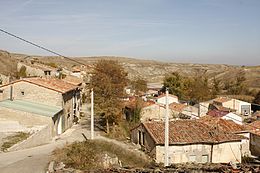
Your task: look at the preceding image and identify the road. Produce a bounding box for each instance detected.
[0,103,93,173]
[0,103,145,173]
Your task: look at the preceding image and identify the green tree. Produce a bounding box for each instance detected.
[163,72,185,99]
[18,65,27,78]
[227,73,247,95]
[90,60,128,133]
[131,78,147,95]
[211,77,222,97]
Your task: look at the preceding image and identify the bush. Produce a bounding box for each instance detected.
[52,140,150,170]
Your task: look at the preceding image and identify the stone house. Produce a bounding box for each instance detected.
[169,102,198,119]
[213,97,251,116]
[17,61,60,78]
[207,110,243,125]
[199,115,251,157]
[0,78,81,136]
[131,120,245,164]
[245,120,260,157]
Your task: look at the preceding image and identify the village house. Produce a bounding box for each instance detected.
[199,97,252,118]
[199,115,251,157]
[131,120,245,164]
[170,102,198,119]
[154,94,179,105]
[207,110,243,125]
[17,61,60,78]
[213,97,251,116]
[0,78,81,137]
[245,120,260,157]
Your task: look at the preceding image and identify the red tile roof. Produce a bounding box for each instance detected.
[24,78,78,93]
[62,75,83,86]
[207,109,229,117]
[245,120,260,136]
[213,97,232,103]
[199,116,245,133]
[142,120,244,145]
[0,78,78,94]
[169,102,187,112]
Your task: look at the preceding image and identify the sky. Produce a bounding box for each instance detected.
[0,0,259,65]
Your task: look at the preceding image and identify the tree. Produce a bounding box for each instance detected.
[227,73,248,95]
[18,65,27,78]
[90,60,128,133]
[211,77,222,97]
[131,78,147,95]
[163,72,185,99]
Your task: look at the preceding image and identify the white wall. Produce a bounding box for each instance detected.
[222,112,243,125]
[155,141,242,164]
[156,96,178,105]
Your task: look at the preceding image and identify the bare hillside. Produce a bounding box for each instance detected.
[0,50,18,76]
[2,50,260,89]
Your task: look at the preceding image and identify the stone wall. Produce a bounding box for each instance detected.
[0,81,63,106]
[156,141,242,164]
[250,133,260,157]
[17,62,57,77]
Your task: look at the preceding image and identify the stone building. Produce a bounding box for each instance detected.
[131,120,245,164]
[17,61,60,78]
[0,78,81,136]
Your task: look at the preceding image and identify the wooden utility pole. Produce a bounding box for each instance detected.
[91,88,94,140]
[164,88,169,167]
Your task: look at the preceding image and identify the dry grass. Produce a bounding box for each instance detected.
[52,140,150,170]
[1,132,30,151]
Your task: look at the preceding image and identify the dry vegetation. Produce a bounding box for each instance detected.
[52,140,151,170]
[1,132,30,151]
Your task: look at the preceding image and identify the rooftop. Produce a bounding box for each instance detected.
[0,78,78,94]
[199,115,245,133]
[169,102,187,112]
[213,97,232,103]
[141,120,244,145]
[0,99,62,117]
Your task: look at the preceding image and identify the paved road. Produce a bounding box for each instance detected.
[0,103,93,173]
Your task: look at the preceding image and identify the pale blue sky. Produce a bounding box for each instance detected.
[0,0,259,65]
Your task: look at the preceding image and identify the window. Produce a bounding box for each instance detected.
[201,155,209,163]
[21,91,25,95]
[0,90,3,93]
[189,155,196,162]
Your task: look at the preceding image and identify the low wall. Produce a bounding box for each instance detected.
[8,124,53,151]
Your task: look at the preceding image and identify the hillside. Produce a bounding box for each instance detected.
[1,50,260,90]
[0,50,18,76]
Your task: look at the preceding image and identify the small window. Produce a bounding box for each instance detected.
[21,91,25,95]
[0,90,3,93]
[202,155,209,163]
[189,155,196,162]
[67,113,70,119]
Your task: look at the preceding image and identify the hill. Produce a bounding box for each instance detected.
[0,50,18,76]
[1,50,260,90]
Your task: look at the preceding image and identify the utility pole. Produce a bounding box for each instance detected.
[164,88,169,167]
[91,88,94,140]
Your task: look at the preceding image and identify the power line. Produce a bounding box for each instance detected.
[0,27,86,66]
